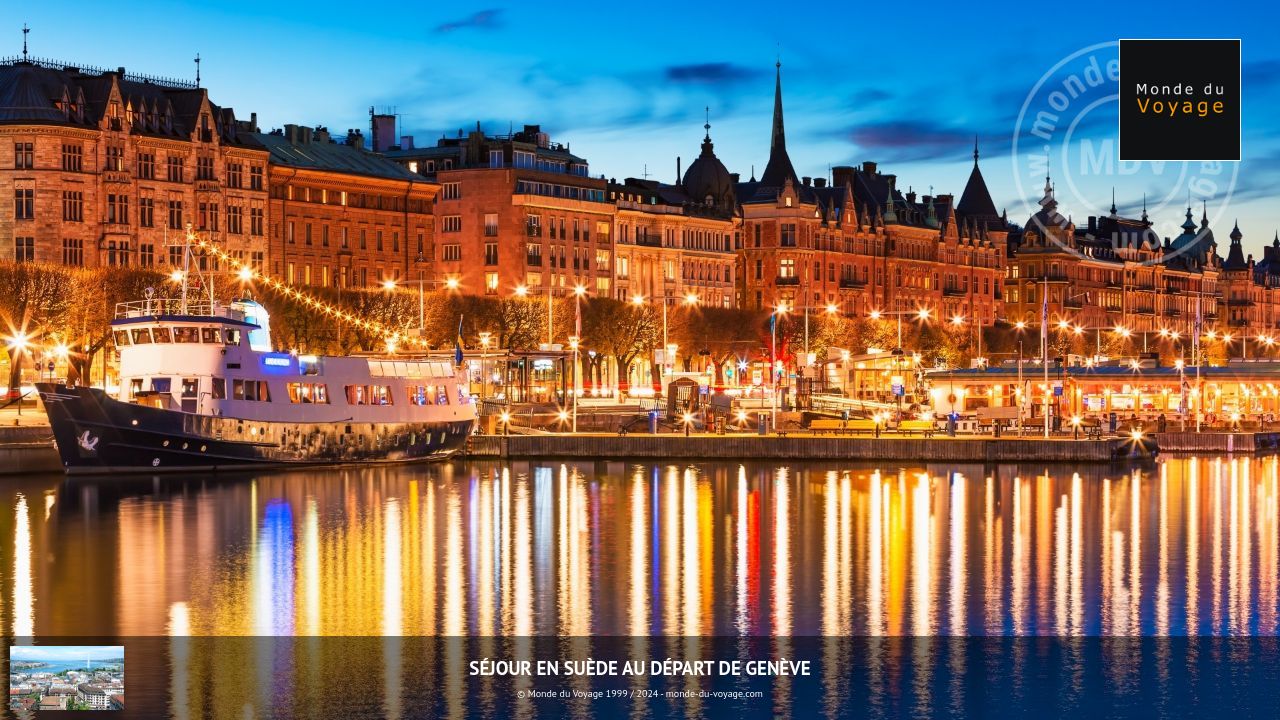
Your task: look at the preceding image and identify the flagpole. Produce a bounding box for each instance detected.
[1043,275,1049,439]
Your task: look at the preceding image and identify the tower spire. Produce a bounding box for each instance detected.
[973,135,979,165]
[703,105,710,141]
[1109,187,1117,216]
[759,59,798,188]
[194,53,201,87]
[22,23,28,61]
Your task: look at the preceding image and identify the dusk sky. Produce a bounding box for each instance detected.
[14,1,1280,254]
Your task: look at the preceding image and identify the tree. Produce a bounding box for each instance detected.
[581,297,658,391]
[0,263,74,392]
[62,267,168,385]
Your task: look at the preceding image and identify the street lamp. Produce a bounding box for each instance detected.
[569,334,580,433]
[478,331,492,405]
[382,279,397,291]
[771,302,789,419]
[237,266,254,282]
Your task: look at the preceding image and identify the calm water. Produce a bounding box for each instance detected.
[4,457,1280,718]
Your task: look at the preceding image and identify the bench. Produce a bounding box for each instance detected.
[807,418,880,435]
[897,420,936,437]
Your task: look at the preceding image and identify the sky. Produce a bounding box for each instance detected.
[14,1,1280,254]
[10,645,123,662]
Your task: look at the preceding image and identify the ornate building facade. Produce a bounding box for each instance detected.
[252,124,437,290]
[0,58,269,270]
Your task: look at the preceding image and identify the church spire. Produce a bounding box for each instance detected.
[957,136,999,222]
[759,60,798,188]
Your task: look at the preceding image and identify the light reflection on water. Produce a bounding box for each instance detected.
[5,457,1280,717]
[1,456,1277,640]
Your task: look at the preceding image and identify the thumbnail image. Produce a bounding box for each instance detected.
[8,646,124,712]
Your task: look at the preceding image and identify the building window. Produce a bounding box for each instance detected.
[527,243,542,266]
[442,216,462,233]
[250,206,264,236]
[14,237,34,262]
[615,256,628,279]
[287,221,295,244]
[342,227,350,249]
[779,258,795,278]
[376,230,384,251]
[227,206,243,234]
[107,193,129,225]
[138,197,154,228]
[60,143,83,172]
[755,259,763,280]
[166,155,184,182]
[596,249,610,271]
[322,225,329,247]
[227,163,242,188]
[442,182,461,200]
[169,246,183,266]
[104,144,124,172]
[305,223,313,246]
[249,165,264,190]
[443,244,461,262]
[137,153,155,180]
[106,240,130,267]
[484,213,498,237]
[489,150,503,168]
[139,244,155,266]
[485,272,498,294]
[484,242,498,265]
[196,154,214,181]
[62,238,84,266]
[14,188,33,220]
[781,223,797,247]
[61,191,84,222]
[168,200,183,229]
[14,142,33,169]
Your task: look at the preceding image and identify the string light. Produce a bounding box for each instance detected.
[192,238,436,350]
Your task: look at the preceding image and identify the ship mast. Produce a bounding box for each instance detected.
[176,223,215,314]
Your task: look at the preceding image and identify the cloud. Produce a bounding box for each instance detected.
[1244,59,1280,89]
[849,88,891,106]
[435,9,503,33]
[11,646,124,662]
[847,120,988,162]
[664,63,762,85]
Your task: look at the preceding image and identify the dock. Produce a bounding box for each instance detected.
[466,434,1144,463]
[1157,431,1280,453]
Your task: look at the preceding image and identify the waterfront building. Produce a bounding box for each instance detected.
[1006,182,1223,345]
[608,115,740,309]
[734,64,1008,329]
[384,124,612,299]
[0,56,269,269]
[249,124,438,290]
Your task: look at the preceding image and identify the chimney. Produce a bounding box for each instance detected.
[313,126,330,143]
[1088,216,1097,233]
[117,66,126,75]
[400,135,414,150]
[802,176,811,186]
[346,128,364,148]
[906,189,917,204]
[814,178,827,188]
[250,112,258,132]
[283,123,300,143]
[730,173,740,183]
[832,166,854,188]
[862,161,878,175]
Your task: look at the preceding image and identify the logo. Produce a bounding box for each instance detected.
[76,430,99,453]
[1119,39,1241,161]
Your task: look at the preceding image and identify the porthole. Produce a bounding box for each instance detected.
[162,440,170,447]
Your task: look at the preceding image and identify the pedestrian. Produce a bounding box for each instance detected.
[1157,414,1167,433]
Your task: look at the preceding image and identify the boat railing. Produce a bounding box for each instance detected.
[115,299,245,321]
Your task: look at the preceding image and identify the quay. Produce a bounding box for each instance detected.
[466,433,1144,463]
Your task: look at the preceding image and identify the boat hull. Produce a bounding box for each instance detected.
[37,384,474,475]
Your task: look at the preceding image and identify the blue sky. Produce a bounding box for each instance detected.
[14,1,1280,254]
[10,645,123,662]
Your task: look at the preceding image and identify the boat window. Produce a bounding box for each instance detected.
[436,385,449,405]
[407,385,430,406]
[151,377,172,393]
[232,379,271,402]
[128,378,143,399]
[113,330,130,347]
[181,378,199,398]
[299,356,319,375]
[287,382,329,404]
[201,327,220,343]
[174,327,199,343]
[457,386,470,405]
[152,327,173,343]
[212,378,226,400]
[224,329,241,346]
[345,384,393,405]
[131,328,153,344]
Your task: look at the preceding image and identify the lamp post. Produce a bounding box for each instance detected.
[868,307,931,355]
[771,302,789,418]
[478,331,492,405]
[570,285,586,433]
